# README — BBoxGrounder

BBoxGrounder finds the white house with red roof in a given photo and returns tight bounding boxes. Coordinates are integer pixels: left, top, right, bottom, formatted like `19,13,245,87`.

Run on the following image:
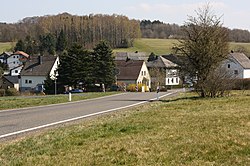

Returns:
7,51,29,72
6,51,29,76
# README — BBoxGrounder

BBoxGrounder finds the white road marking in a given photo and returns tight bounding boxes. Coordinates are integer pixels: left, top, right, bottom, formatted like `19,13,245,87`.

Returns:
0,92,177,139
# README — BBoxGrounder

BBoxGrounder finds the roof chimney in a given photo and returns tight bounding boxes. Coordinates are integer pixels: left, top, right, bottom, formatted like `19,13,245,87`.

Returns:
38,56,43,64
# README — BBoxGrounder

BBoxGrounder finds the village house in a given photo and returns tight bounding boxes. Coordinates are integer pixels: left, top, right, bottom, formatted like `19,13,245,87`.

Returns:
19,55,59,92
0,52,11,64
146,56,180,87
222,52,250,79
1,76,19,91
7,51,29,72
115,59,151,91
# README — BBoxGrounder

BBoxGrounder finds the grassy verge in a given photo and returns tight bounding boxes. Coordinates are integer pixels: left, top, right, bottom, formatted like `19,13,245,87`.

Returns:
0,91,249,165
0,92,119,110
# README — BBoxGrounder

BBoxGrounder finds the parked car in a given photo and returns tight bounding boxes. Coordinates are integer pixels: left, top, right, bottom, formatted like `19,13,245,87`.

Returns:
64,89,84,94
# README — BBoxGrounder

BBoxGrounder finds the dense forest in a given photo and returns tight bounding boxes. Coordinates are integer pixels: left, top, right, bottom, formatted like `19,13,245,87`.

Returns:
0,13,140,49
0,13,250,50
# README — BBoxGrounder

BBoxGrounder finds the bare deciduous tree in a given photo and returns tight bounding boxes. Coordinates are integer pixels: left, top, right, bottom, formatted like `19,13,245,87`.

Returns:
176,4,229,97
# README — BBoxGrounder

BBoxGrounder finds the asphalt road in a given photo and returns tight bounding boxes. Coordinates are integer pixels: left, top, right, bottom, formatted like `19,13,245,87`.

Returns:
0,89,182,139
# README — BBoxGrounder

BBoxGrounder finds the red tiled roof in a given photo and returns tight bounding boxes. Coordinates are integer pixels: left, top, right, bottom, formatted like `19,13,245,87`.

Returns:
13,51,29,58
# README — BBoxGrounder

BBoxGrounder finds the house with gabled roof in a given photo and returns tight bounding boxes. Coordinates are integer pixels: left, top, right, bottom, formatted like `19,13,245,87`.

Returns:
115,52,148,61
147,56,180,86
0,52,11,64
19,55,59,92
222,52,250,79
2,76,19,91
115,59,151,90
7,51,29,71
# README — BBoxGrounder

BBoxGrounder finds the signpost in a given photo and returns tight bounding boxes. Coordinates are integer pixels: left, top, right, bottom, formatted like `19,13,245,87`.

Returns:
156,85,160,100
68,86,72,102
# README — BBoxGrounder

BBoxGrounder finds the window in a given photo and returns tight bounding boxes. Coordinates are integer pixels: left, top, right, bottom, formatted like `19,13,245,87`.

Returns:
228,64,230,68
144,71,146,75
15,70,18,73
13,56,15,58
25,80,28,84
234,70,238,75
176,78,179,83
29,80,32,84
141,71,143,76
13,61,15,64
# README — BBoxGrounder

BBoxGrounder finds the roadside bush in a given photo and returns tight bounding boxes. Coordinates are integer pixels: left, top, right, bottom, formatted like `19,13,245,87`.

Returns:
127,84,136,92
5,88,20,96
127,84,149,92
0,89,5,96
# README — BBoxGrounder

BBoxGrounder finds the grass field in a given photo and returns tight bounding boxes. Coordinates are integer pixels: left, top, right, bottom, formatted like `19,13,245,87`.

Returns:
1,39,250,56
0,42,14,53
0,92,118,111
0,91,249,165
114,38,178,55
114,38,250,56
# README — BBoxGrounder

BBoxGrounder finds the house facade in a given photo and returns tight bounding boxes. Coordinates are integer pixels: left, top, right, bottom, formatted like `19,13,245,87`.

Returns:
10,65,23,76
222,52,250,79
115,60,151,91
2,76,19,90
7,51,29,71
19,55,59,92
0,52,11,64
147,56,180,86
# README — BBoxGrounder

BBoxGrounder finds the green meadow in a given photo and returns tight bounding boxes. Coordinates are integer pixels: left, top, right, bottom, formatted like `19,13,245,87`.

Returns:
0,42,14,53
114,38,250,56
1,39,250,56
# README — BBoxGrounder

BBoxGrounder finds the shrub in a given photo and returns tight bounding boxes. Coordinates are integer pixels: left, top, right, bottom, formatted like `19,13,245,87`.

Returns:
127,84,136,92
5,88,20,96
0,89,5,96
234,79,250,90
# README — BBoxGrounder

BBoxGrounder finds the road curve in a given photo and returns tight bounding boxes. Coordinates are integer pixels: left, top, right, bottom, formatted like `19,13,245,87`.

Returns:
0,89,182,139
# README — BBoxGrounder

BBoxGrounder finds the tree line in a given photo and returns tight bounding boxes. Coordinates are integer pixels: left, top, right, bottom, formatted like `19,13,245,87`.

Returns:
0,13,140,49
140,20,250,42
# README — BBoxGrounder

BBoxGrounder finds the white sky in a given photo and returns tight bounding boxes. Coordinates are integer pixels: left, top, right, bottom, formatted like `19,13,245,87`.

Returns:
1,0,250,30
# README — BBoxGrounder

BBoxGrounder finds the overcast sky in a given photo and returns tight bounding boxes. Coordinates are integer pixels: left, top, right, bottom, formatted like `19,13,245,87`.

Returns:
1,0,250,30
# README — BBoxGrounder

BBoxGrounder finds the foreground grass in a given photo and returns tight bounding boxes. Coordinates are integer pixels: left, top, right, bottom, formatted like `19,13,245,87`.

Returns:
0,92,118,110
0,91,249,165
